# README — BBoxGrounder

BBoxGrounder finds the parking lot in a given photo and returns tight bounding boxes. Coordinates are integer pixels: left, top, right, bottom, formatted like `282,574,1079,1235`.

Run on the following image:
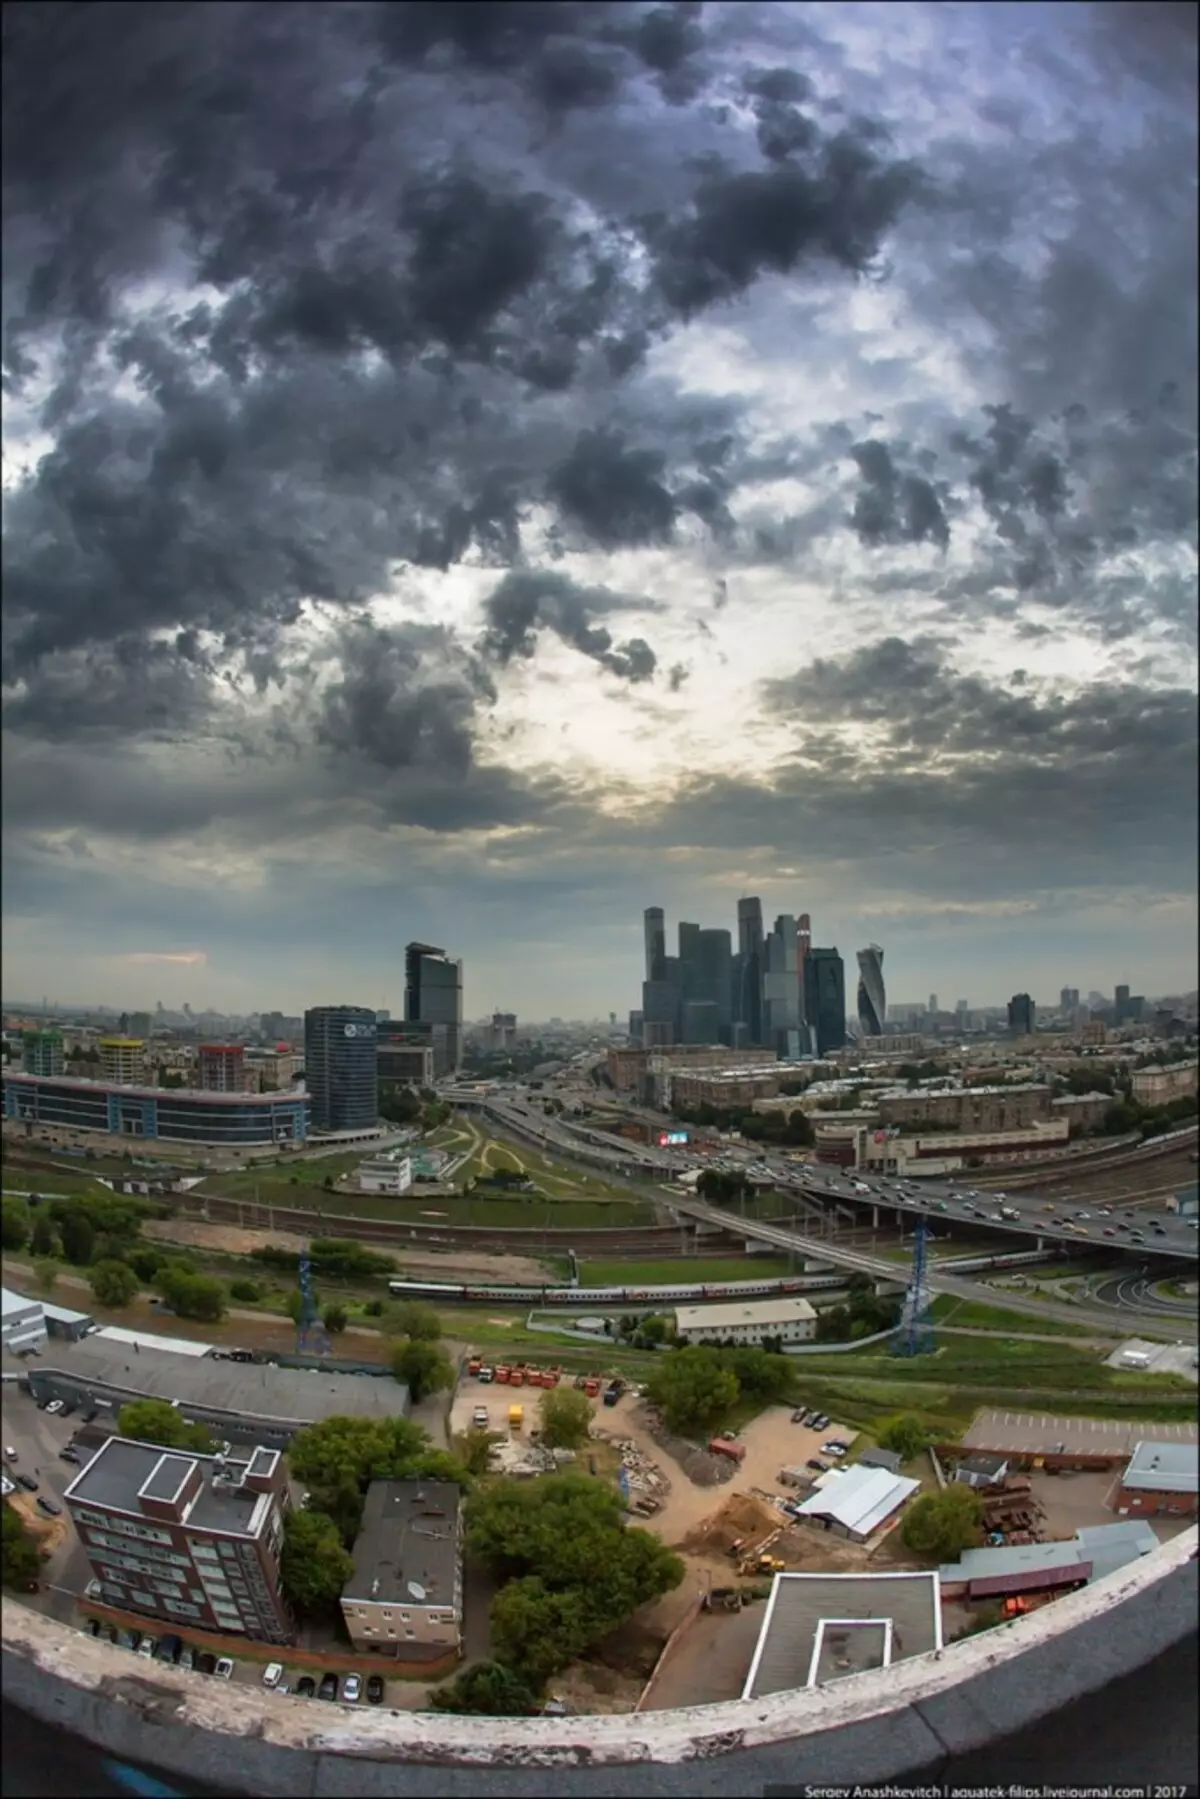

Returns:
962,1408,1200,1457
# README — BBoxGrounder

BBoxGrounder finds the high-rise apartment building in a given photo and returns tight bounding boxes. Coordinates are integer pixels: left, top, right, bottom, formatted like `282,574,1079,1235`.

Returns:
404,943,463,1077
1007,993,1035,1037
303,1005,378,1132
856,945,885,1037
21,1030,63,1078
643,909,667,983
1059,987,1080,1011
198,1044,247,1093
64,1436,293,1643
99,1038,145,1085
803,949,846,1058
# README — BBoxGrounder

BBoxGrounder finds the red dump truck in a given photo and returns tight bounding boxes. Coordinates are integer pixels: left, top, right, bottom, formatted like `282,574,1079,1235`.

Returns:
709,1437,746,1464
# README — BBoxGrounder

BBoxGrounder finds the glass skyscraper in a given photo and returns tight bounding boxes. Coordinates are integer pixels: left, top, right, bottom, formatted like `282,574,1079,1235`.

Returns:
856,944,885,1037
303,1005,378,1133
404,942,464,1076
803,949,846,1058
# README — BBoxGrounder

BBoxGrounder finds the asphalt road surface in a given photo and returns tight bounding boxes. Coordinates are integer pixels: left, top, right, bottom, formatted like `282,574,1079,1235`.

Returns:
3,1635,1197,1796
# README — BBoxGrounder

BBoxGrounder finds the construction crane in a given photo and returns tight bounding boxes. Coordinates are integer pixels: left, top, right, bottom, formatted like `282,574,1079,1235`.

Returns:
295,1248,329,1356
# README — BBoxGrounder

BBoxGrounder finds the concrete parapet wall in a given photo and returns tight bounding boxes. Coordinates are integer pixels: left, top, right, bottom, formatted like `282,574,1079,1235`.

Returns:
3,1528,1196,1796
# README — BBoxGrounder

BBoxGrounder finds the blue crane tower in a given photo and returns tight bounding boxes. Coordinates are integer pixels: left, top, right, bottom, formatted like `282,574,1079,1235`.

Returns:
892,1212,936,1357
295,1248,329,1356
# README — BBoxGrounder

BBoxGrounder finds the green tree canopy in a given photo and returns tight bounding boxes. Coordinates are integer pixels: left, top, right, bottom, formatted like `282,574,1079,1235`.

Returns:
430,1660,538,1716
117,1399,215,1455
279,1508,354,1619
900,1486,984,1561
57,1209,96,1266
537,1387,593,1450
33,1259,59,1294
287,1415,467,1543
1,1196,31,1253
2,1501,46,1591
390,1300,443,1341
644,1348,739,1434
392,1336,455,1402
156,1266,226,1322
89,1259,140,1309
29,1214,57,1258
877,1413,934,1461
322,1301,349,1335
489,1577,596,1686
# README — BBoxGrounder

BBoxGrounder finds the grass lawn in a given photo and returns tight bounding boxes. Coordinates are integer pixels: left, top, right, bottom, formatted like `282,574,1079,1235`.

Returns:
927,1296,1109,1338
579,1256,798,1286
0,1166,117,1199
197,1184,656,1229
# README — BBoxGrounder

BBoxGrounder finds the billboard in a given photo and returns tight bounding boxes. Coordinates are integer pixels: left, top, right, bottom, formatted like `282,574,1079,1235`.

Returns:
659,1130,690,1146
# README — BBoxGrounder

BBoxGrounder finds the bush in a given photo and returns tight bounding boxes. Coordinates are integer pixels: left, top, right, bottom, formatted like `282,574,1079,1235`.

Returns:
89,1259,140,1308
430,1661,538,1716
1,1197,30,1253
901,1486,984,1562
877,1413,934,1461
157,1267,226,1322
229,1279,263,1303
322,1302,349,1335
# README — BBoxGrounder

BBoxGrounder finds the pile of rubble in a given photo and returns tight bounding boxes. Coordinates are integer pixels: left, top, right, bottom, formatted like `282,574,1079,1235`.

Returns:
488,1440,577,1479
640,1410,736,1487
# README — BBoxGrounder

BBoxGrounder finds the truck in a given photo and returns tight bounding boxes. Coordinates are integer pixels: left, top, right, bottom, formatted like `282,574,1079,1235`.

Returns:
467,1357,482,1377
709,1437,746,1465
1000,1207,1020,1221
584,1377,601,1399
1121,1351,1151,1369
471,1407,489,1429
508,1404,524,1431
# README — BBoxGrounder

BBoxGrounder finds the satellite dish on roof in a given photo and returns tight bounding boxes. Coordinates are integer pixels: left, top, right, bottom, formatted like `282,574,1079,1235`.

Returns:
407,1581,426,1600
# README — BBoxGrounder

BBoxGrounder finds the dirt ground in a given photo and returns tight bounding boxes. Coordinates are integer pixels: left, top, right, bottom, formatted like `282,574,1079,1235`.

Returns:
8,1492,68,1557
141,1216,553,1284
1025,1468,1129,1536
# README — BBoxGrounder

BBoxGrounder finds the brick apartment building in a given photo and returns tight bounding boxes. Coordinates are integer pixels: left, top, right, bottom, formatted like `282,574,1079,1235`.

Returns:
877,1083,1053,1132
64,1437,294,1641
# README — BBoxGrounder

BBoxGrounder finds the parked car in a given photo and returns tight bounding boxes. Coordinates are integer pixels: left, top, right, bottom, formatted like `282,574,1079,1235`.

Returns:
343,1675,361,1703
3,1447,17,1463
157,1634,183,1664
59,1447,81,1464
16,1474,38,1493
45,1400,64,1415
116,1631,138,1651
196,1653,217,1675
821,1444,847,1459
806,1458,829,1472
136,1638,156,1659
180,1647,195,1671
295,1676,317,1698
262,1663,284,1689
366,1675,385,1705
36,1496,62,1517
214,1658,235,1680
59,1402,76,1418
790,1409,806,1424
318,1674,339,1701
82,1410,98,1424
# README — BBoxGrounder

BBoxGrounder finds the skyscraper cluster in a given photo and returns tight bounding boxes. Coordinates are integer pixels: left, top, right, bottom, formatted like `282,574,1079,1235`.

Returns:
633,901,856,1059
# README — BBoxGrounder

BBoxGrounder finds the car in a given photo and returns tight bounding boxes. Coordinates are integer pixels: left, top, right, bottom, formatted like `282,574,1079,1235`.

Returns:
811,1413,829,1430
136,1638,156,1659
59,1447,81,1464
180,1647,195,1671
263,1663,284,1688
1102,1228,1115,1237
45,1400,64,1415
366,1675,385,1704
59,1402,76,1418
825,1439,851,1452
214,1658,235,1680
16,1473,38,1493
157,1634,183,1664
275,1683,290,1696
791,1409,807,1424
295,1676,317,1698
196,1652,217,1675
116,1631,138,1651
806,1458,829,1472
3,1448,17,1464
82,1410,98,1424
1116,1221,1129,1231
1151,1224,1167,1235
821,1444,847,1459
1097,1207,1111,1217
36,1495,62,1517
471,1408,490,1428
318,1674,339,1702
343,1675,362,1703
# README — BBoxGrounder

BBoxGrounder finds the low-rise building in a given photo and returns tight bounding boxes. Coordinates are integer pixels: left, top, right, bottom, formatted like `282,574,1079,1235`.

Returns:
64,1437,293,1642
954,1453,1011,1490
741,1571,941,1698
673,1295,817,1346
1115,1441,1199,1519
356,1156,413,1195
0,1286,46,1354
792,1464,919,1542
938,1522,1158,1599
1130,1063,1198,1106
340,1479,463,1662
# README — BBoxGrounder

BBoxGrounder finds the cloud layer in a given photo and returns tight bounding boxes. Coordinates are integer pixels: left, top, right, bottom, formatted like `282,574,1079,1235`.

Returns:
2,0,1196,1013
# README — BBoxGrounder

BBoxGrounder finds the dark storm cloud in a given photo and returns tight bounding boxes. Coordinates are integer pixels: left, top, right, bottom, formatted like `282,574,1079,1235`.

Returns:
547,430,678,548
850,440,949,549
315,620,496,777
480,570,659,682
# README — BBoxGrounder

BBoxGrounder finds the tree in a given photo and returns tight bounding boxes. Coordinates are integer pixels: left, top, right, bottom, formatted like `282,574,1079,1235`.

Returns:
57,1209,96,1266
33,1259,59,1295
392,1337,455,1402
229,1279,263,1302
878,1414,934,1462
1,1197,30,1253
279,1509,354,1620
901,1486,984,1562
157,1267,226,1322
644,1348,739,1434
288,1415,467,1546
390,1300,442,1341
430,1660,538,1716
29,1215,57,1258
117,1399,214,1455
490,1577,595,1685
454,1429,500,1478
322,1301,349,1335
537,1387,593,1450
89,1259,140,1309
2,1502,45,1591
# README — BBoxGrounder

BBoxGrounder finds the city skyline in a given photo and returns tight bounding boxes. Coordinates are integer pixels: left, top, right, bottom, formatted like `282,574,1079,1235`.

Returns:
3,4,1196,1020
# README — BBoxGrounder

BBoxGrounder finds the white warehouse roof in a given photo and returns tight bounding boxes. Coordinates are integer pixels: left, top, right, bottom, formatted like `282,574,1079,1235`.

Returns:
796,1462,919,1537
1123,1440,1199,1494
674,1296,817,1333
2,1287,42,1317
95,1326,215,1358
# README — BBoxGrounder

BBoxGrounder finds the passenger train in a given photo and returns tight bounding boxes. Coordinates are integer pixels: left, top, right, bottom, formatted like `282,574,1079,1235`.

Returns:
386,1273,846,1307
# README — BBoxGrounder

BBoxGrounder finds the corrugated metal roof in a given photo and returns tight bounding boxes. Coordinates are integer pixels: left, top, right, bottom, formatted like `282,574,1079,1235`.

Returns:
41,1302,93,1325
968,1562,1089,1600
1123,1440,1198,1493
796,1463,919,1536
96,1325,214,1358
1,1287,41,1318
940,1540,1085,1581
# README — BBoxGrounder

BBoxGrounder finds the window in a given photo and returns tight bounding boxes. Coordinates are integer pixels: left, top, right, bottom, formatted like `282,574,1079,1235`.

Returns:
130,1592,155,1608
191,1543,219,1561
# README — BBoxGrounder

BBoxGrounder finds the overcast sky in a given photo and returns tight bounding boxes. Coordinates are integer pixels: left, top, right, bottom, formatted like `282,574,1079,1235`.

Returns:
3,1,1197,1021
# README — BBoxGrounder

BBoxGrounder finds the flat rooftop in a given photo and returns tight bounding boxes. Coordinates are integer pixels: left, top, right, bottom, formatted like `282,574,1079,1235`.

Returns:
345,1480,461,1610
26,1334,410,1433
1124,1440,1199,1494
66,1437,263,1535
742,1572,941,1699
674,1296,817,1331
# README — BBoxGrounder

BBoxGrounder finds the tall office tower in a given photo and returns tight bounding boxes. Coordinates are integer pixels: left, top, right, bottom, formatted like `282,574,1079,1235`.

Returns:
696,928,733,1039
763,914,802,1053
303,1005,378,1132
1006,993,1035,1037
628,1009,644,1043
928,993,938,1015
736,896,765,1044
404,942,464,1076
677,922,701,1006
856,945,886,1037
643,908,667,983
642,978,680,1047
1114,984,1131,1024
803,949,846,1058
797,912,811,1025
682,1000,721,1045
